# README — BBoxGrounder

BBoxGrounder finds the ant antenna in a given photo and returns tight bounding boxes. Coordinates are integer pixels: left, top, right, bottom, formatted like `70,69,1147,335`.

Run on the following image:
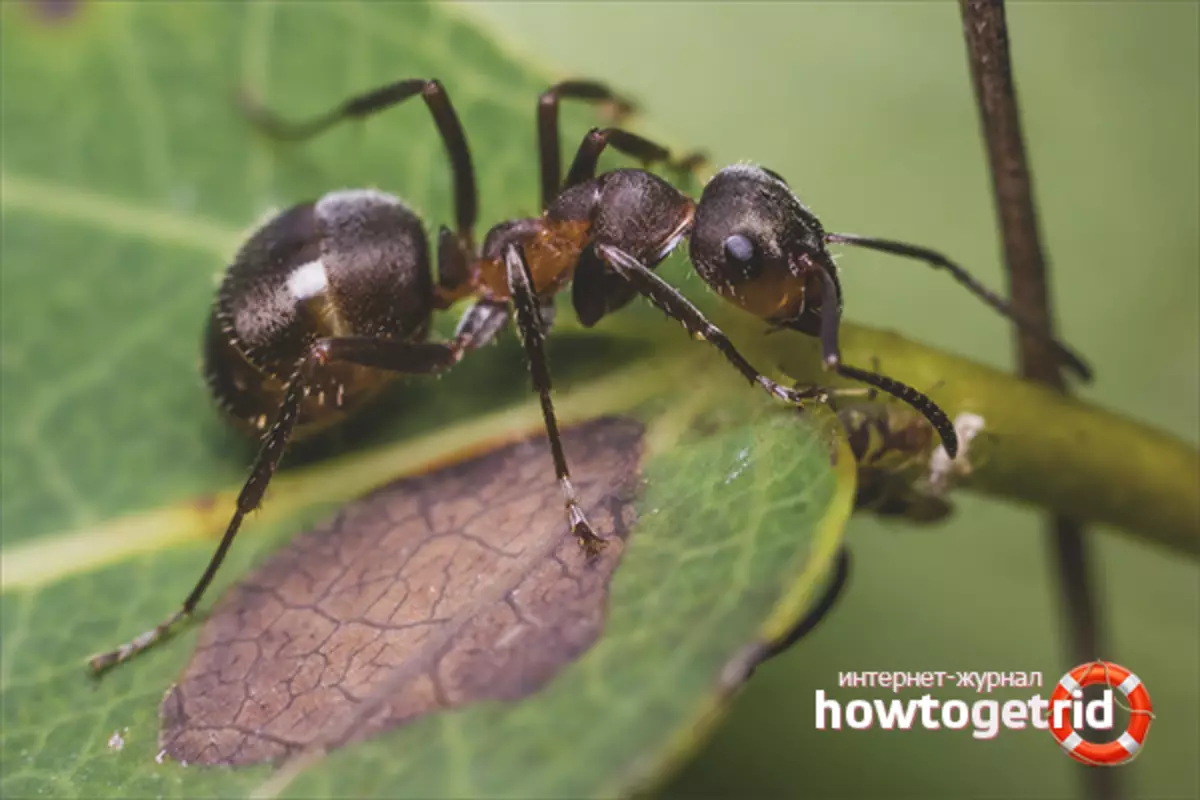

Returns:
824,233,1092,381
815,264,959,457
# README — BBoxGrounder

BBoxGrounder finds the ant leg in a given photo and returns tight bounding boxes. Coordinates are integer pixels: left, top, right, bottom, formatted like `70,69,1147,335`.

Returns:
810,265,959,458
565,127,706,189
452,297,511,351
89,338,469,674
596,244,824,406
242,78,477,251
824,233,1091,381
88,367,307,673
503,244,606,555
538,80,635,210
434,225,473,302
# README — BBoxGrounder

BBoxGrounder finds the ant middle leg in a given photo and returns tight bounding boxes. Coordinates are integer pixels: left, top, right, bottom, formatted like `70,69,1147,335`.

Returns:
596,244,825,407
565,127,706,189
538,80,636,210
503,244,606,555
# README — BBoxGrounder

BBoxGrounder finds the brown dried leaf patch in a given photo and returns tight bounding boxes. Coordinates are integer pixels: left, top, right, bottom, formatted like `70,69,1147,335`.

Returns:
159,417,645,766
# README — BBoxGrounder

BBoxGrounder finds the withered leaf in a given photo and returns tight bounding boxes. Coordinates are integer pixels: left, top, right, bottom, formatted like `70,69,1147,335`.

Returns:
160,417,644,766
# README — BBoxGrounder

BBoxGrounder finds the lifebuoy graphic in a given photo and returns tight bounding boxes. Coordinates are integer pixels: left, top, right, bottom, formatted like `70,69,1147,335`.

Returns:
1050,661,1154,766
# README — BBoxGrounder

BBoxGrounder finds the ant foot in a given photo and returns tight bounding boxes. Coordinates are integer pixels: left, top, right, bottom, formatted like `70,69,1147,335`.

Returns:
761,377,827,406
88,608,189,675
568,504,607,558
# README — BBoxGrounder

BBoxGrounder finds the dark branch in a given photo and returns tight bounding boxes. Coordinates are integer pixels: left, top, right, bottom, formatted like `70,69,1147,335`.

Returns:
958,3,1115,798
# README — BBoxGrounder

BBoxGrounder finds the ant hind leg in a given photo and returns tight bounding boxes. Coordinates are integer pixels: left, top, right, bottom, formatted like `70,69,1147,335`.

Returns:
89,337,467,674
239,78,478,251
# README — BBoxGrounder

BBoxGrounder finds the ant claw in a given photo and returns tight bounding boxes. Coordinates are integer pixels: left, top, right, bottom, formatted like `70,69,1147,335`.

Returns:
765,379,827,407
568,505,607,557
577,530,608,559
566,503,609,561
574,522,608,558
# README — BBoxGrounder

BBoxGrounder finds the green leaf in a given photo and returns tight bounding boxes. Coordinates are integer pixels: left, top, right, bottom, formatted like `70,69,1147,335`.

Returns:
0,2,852,797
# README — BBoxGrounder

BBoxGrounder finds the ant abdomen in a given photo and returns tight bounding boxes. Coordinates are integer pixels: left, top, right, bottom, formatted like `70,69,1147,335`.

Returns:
207,188,436,437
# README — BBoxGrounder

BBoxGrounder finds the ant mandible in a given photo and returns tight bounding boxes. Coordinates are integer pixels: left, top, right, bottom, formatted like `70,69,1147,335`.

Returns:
90,76,1091,673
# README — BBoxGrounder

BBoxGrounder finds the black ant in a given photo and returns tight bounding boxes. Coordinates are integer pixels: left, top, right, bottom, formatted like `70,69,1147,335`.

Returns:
89,77,1091,673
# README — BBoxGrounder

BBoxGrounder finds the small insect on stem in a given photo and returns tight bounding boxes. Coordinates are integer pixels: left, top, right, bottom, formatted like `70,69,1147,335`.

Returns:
91,75,1092,674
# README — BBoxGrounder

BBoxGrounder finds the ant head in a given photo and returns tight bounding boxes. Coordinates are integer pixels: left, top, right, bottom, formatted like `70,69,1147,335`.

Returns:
689,165,831,322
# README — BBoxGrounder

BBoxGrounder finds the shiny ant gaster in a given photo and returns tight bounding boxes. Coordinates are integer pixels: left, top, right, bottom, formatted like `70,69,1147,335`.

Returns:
90,77,1090,673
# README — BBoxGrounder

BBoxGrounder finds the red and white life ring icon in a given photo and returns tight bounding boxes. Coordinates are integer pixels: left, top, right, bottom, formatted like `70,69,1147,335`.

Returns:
1050,661,1153,766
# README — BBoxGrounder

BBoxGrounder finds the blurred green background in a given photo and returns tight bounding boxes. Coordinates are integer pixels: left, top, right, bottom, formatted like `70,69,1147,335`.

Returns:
1,1,1194,797
465,3,1199,798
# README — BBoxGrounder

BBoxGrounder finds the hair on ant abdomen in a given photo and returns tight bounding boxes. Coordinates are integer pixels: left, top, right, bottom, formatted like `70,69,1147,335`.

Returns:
204,191,439,439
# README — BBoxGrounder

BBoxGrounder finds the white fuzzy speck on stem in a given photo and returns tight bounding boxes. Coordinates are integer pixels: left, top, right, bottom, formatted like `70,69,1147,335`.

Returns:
927,412,987,494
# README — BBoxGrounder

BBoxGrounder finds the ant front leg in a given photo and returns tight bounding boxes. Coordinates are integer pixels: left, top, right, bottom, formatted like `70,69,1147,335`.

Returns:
596,244,824,406
502,245,606,556
88,337,469,674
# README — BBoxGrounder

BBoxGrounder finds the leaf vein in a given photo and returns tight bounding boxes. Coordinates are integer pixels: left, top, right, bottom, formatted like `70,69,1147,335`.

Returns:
109,12,175,196
0,172,242,259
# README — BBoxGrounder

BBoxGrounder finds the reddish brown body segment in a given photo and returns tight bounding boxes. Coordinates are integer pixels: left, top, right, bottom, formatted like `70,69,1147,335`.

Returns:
477,219,593,300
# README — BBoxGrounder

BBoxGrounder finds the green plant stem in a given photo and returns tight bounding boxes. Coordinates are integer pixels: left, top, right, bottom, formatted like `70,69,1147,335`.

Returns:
742,319,1200,558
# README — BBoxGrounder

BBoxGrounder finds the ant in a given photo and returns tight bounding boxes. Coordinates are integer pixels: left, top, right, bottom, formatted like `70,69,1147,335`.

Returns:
90,76,1091,674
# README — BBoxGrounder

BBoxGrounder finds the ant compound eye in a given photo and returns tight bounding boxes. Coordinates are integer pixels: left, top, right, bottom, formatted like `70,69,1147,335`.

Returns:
723,233,762,280
724,234,754,262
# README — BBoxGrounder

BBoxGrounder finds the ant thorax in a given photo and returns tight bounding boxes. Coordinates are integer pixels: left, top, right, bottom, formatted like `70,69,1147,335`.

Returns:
476,216,592,302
